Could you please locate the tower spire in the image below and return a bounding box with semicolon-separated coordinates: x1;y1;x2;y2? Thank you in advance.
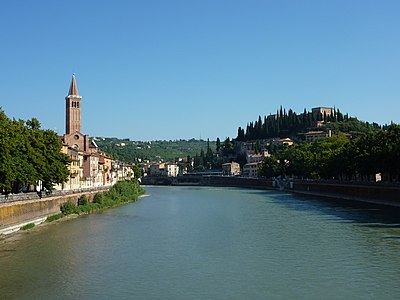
67;73;80;97
65;74;82;134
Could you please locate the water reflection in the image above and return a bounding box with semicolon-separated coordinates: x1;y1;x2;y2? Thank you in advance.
259;189;400;226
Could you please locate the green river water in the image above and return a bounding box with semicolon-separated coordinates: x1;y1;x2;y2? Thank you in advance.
1;186;400;299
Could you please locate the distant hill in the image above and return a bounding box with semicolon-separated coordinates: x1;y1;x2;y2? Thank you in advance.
94;107;383;164
236;106;382;141
94;138;215;163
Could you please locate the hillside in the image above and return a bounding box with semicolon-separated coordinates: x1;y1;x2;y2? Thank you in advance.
236;106;382;141
94;138;216;163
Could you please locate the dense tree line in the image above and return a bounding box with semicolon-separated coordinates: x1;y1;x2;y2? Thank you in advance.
237;107;351;141
193;137;247;170
259;125;400;182
193;138;223;170
0;109;70;193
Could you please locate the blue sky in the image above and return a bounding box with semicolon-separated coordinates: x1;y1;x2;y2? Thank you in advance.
1;0;399;141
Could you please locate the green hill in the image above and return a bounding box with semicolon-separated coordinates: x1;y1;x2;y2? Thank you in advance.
94;138;215;163
236;106;382;141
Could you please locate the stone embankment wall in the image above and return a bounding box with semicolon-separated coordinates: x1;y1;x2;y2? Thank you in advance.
290;180;400;207
143;175;400;208
202;176;274;189
142;175;274;189
0;189;108;234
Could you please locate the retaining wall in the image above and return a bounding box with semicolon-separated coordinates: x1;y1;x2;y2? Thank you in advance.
143;175;400;208
291;180;400;207
0;190;106;234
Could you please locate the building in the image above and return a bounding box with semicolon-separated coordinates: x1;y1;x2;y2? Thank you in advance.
66;147;83;190
162;163;179;177
149;163;165;176
62;74;91;153
113;161;134;182
55;74;134;191
243;162;262;177
312;107;333;120
222;162;241;176
303;130;332;143
247;150;270;163
99;153;113;186
83;153;101;187
270;138;294;148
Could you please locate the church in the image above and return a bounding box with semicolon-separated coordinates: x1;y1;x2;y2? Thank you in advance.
63;74;92;153
55;75;134;191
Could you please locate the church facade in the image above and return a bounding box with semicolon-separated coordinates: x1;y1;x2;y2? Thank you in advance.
55;74;134;191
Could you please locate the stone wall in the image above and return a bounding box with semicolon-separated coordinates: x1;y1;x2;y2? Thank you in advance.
0;190;105;234
203;176;274;189
142;175;400;208
142;175;274;189
290;180;400;207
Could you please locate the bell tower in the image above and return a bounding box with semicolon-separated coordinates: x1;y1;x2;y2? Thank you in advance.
65;74;82;134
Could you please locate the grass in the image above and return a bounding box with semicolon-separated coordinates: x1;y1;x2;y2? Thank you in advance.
21;223;35;230
46;213;64;222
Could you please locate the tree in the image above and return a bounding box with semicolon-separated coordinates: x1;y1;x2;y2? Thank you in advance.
255;140;260;154
216;137;221;153
222;137;234;156
281;144;314;178
0;109;70;193
132;165;142;179
258;156;280;178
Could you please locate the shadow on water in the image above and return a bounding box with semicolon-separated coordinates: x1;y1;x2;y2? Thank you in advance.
246;189;400;229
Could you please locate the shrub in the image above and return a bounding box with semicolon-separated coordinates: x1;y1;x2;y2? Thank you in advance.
61;202;77;215
93;193;105;204
21;223;35;230
46;213;64;222
78;195;89;206
58;181;144;216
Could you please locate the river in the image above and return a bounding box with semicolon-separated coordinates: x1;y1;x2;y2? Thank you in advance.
1;186;400;299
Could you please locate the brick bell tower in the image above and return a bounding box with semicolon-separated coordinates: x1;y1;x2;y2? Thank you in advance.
63;74;90;152
65;73;82;134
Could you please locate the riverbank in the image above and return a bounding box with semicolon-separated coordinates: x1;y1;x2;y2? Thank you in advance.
0;181;145;236
0;191;98;235
290;180;400;207
142;175;400;208
0;214;79;245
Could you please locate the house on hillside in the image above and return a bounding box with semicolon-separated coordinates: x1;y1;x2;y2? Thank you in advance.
149;163;165;176
222;162;241;176
163;162;180;177
303;130;332;143
243;162;262;177
271;138;294;148
247;150;270;163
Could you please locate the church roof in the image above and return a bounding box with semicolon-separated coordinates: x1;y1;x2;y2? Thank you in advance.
67;74;81;97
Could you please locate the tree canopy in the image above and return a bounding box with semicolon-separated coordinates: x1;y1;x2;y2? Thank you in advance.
0;109;70;193
259;127;400;182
